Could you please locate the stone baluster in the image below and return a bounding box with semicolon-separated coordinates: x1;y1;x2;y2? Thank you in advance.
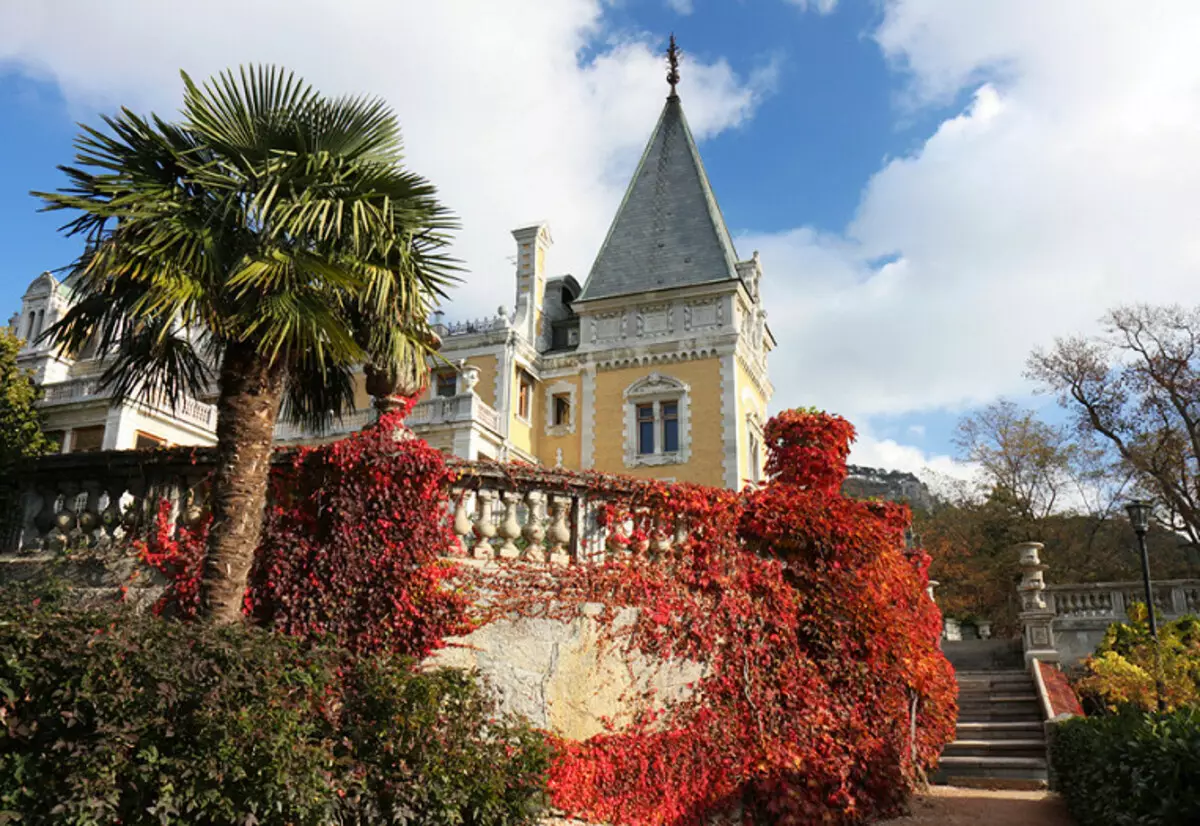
522;491;546;563
547;495;572;566
633;511;651;556
471;490;498;560
77;481;103;547
1015;541;1058;664
450;490;473;557
673;516;689;551
98;482;126;548
1111;589;1125;620
23;486;53;552
605;516;629;557
652;515;672;556
498;493;522;559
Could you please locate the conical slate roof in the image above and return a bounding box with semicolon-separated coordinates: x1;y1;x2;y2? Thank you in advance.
577;95;740;302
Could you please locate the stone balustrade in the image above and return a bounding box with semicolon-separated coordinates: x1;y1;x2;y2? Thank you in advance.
408;393;501;433
2;448;213;554
1014;539;1200;666
1048;581;1199;621
0;442;691;567
445;461;692;566
273;408;377;443
38;377;217;430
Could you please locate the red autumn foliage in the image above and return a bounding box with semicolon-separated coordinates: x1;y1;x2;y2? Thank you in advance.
1039;660;1084;717
134;413;468;657
462;409;957;825
135;406;955;824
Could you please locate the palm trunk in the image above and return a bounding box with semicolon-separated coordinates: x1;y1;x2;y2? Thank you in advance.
199;342;286;624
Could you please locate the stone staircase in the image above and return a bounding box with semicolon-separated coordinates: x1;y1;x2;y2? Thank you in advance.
936;641;1048;789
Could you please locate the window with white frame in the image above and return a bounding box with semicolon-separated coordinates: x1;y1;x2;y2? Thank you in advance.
543;380;578;436
747;414;764;483
623;373;690;468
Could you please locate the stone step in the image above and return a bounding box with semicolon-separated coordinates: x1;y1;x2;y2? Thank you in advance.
955;691;1041;701
933;771;1049;791
958;694;1039;707
938;755;1047;771
957;702;1041;717
956;721;1044;741
943;739;1046;759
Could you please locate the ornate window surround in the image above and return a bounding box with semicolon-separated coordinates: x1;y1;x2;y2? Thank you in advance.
746;411;765;484
622;373;691;468
543;379;577;437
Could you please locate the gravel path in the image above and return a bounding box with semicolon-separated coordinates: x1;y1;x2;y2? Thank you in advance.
878;786;1074;826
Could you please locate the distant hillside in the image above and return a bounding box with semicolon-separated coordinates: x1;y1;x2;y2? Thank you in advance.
842;465;936;512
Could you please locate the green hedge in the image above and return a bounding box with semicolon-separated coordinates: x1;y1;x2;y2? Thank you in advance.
1052;708;1200;826
0;601;552;825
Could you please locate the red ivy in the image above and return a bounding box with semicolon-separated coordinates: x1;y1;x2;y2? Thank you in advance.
134;406;955;824
136;411;468;657
463;409;956;825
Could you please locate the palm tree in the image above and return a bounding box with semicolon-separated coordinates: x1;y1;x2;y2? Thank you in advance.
36;66;457;624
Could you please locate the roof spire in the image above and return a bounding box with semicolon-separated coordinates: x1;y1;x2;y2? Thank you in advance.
666;33;681;98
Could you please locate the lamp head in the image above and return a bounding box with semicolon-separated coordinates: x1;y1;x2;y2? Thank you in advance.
1125;499;1153;534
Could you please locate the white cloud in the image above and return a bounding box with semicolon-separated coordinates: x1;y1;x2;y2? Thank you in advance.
0;0;772;322
752;0;1200;466
665;0;694;14
784;0;839;14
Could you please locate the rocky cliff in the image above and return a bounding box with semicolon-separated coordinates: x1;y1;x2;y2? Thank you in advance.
842;465;936;512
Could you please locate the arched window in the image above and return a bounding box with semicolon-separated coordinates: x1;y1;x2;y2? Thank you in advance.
623;373;691;468
25;312;35;340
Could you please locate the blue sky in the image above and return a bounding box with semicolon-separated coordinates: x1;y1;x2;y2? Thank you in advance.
4;1;1200;479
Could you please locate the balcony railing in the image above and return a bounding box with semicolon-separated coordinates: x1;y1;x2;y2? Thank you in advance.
39;378;217;430
273;408;376;443
408;393;501;433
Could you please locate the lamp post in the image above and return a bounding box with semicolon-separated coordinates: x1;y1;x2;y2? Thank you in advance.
1125;500;1159;639
1125;499;1165;710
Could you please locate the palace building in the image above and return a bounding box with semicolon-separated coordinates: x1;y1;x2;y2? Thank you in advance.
9;48;774;489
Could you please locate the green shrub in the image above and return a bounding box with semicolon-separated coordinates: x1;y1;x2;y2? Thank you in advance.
0;603;552;825
1052;708;1200;826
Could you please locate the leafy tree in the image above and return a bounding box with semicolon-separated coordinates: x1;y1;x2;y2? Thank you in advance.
922;396;1194;635
0;327;56;547
0;326;56;471
35;66;457;624
954;399;1079;523
1030;304;1200;544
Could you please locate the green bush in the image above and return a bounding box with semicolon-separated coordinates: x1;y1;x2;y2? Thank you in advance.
0;602;552;825
1052;708;1200;826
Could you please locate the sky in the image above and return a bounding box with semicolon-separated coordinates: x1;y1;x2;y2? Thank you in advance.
3;0;1200;481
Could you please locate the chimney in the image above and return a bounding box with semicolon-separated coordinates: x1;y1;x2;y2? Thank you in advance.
511;222;552;343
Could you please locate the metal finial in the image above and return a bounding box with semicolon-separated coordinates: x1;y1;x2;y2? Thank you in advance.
666;34;681;98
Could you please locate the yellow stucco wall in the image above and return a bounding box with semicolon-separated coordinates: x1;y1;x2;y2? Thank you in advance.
591;359;726;488
736;360;768;485
534;373;583;469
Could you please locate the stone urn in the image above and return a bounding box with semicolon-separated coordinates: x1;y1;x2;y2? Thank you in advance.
459;360;480;395
365;330;442;419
